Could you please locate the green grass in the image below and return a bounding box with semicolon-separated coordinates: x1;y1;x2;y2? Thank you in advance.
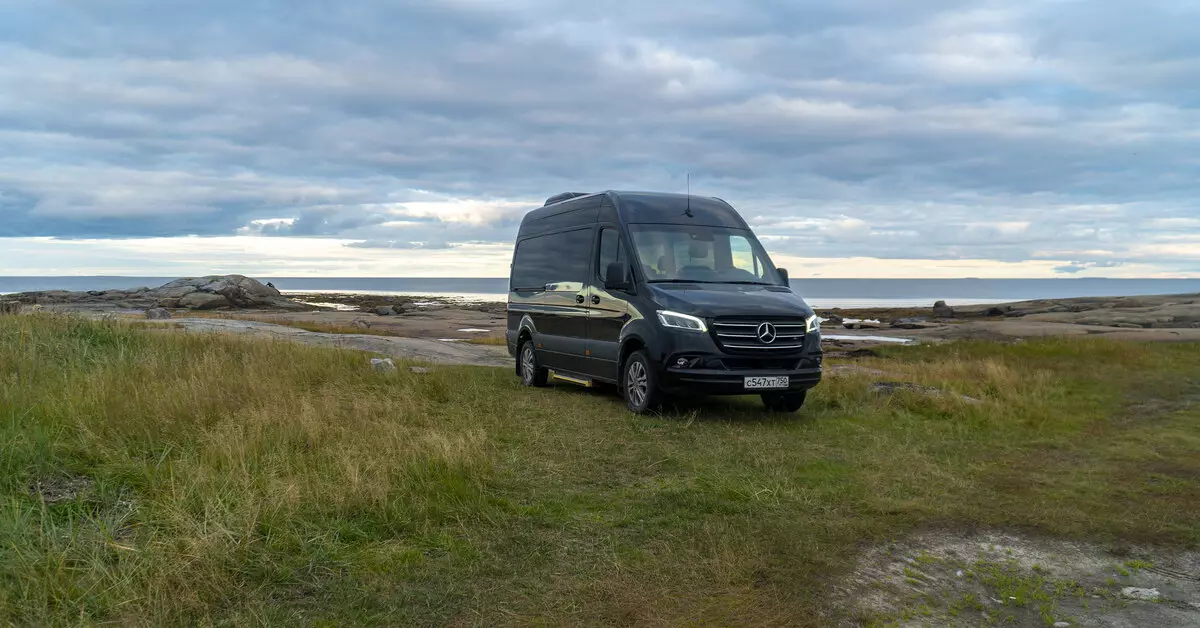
2;314;1199;625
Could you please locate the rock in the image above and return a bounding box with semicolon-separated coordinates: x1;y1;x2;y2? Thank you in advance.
156;275;288;308
827;365;886;377
145;308;172;320
1120;587;1160;601
843;321;882;330
370;358;397;373
1115;323;1144;329
871;381;982;405
0;300;22;315
891;318;938;330
351;319;372;329
1053;622;1071;628
178;292;231;310
985;307;1006;317
932;300;955;318
409;366;430;374
823;314;844;324
156;298;182;309
376;306;396;316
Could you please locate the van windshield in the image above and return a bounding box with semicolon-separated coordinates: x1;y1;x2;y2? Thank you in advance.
628;225;783;285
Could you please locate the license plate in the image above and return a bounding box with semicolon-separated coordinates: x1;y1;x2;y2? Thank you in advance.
744;376;789;390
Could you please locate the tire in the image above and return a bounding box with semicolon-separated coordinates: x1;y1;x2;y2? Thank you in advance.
622;350;663;414
761;390;807;413
518;339;548;387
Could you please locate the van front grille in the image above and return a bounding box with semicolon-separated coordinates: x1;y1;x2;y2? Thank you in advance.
711;317;808;352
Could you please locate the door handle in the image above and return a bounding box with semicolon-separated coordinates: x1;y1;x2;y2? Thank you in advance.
591;295;600;305
576;294;585;304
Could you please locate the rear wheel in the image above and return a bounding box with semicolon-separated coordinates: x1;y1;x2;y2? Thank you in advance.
761;390;807;413
622;350;662;414
518;340;548;387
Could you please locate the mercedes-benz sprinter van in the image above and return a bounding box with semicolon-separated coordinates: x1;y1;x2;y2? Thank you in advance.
505;191;822;414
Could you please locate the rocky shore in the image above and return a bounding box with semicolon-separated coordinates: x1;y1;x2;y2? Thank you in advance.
7;275;1200;349
819;292;1200;331
9;275;306;312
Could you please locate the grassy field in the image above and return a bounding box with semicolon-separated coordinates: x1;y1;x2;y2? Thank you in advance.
1;314;1198;625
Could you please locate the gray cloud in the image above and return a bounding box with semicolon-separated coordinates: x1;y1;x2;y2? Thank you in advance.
0;0;1198;273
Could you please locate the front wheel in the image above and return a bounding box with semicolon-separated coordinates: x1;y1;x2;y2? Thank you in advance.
518;340;548;387
761;391;807;413
622;350;663;414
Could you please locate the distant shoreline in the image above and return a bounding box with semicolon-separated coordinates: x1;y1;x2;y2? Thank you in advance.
4;276;1200;306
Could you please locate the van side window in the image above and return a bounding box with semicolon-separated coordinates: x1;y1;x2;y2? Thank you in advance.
511;228;592;290
597;228;625;280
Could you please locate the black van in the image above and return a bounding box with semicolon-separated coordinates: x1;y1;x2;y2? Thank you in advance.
505;191;822;414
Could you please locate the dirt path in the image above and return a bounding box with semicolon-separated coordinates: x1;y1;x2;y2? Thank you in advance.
156;318;513;367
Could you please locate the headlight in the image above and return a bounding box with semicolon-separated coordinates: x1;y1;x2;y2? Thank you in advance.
657;310;707;333
805;314;820;333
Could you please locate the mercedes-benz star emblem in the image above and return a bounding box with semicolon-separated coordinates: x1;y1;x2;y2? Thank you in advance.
756;322;777;344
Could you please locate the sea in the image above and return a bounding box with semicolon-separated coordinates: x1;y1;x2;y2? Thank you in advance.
3;277;1199;309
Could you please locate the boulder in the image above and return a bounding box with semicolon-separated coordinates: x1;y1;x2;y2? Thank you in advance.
985;307;1006;317
0;300;22;315
370;358;397;373
148;275;305;310
179;292;231;310
932;300;955;318
156;275;283;307
145;308;173;320
1120;587;1160;602
156;298;182;309
376;306;396;316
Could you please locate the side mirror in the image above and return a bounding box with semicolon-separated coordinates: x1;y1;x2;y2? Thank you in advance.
604;262;632;291
777;268;790;286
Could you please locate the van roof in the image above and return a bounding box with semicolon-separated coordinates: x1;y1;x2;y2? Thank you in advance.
522;191;747;231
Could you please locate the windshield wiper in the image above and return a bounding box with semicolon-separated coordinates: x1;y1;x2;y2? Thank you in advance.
722;281;775;285
647;279;719;284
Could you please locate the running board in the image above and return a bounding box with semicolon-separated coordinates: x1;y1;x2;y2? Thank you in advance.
549;371;594;387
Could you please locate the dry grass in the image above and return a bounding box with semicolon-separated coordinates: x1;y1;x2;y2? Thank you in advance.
1;314;1198;625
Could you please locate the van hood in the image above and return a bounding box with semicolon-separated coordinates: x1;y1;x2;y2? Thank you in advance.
647;283;814;319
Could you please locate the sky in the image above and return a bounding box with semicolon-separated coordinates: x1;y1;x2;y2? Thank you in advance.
1;0;1198;278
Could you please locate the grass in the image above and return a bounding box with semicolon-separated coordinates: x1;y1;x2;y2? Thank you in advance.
2;314;1199;625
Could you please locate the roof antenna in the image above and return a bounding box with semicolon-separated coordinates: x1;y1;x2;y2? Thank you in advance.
684;172;694;218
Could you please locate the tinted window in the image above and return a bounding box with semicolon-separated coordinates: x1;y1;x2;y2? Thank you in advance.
629;225;781;284
597;228;625;280
511;228;593;290
522;205;599;237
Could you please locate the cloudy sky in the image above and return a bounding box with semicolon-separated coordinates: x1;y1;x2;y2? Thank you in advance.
1;0;1198;278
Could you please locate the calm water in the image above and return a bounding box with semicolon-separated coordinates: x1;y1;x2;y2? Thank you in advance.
4;276;1200;308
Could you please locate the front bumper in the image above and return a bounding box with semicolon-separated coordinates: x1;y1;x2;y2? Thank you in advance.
649;326;823;395
661;364;822;395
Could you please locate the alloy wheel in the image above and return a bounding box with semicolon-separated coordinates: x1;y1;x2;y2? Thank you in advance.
626;360;648;408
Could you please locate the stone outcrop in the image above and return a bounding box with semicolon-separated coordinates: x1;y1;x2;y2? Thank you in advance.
932;300;956;318
954;294;1200;329
10;275;308;312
